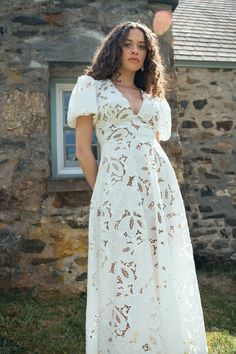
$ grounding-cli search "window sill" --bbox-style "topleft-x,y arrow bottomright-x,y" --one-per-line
47,177 -> 91,193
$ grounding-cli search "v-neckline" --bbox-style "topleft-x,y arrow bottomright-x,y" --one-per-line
108,79 -> 145,117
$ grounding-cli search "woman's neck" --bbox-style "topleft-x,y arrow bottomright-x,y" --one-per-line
112,69 -> 136,88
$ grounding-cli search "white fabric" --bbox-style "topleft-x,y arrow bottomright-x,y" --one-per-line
67,75 -> 208,354
67,75 -> 98,128
156,96 -> 172,141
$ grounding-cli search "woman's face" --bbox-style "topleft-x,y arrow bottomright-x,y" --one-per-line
120,28 -> 147,72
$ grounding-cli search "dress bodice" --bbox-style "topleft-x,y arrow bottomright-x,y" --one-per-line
67,75 -> 172,147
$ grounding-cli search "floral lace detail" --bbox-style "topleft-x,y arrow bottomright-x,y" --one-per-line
67,75 -> 208,354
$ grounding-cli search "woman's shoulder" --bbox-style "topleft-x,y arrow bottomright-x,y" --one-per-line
148,93 -> 170,105
76,74 -> 107,83
146,94 -> 171,113
76,74 -> 106,90
76,74 -> 96,85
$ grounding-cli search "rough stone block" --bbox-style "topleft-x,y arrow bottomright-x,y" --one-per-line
212,239 -> 229,249
216,121 -> 233,131
12,16 -> 48,25
200,185 -> 214,197
2,91 -> 48,137
193,98 -> 207,110
20,239 -> 46,253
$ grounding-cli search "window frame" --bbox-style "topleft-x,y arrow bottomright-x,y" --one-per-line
50,78 -> 100,178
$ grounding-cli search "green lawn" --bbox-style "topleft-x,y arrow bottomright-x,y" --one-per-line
197,263 -> 236,354
0,263 -> 235,354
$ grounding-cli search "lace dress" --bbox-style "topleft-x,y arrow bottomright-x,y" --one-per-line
67,74 -> 208,354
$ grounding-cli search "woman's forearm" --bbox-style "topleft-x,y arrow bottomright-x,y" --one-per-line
77,150 -> 98,190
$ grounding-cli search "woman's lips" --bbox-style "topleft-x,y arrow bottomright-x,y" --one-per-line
128,58 -> 140,63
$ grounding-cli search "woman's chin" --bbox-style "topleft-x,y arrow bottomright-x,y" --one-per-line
121,65 -> 141,73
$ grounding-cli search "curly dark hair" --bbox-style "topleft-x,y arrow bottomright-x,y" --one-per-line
85,21 -> 168,98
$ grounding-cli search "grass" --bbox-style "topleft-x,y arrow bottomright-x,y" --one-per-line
0,289 -> 86,354
0,263 -> 235,354
197,262 -> 236,354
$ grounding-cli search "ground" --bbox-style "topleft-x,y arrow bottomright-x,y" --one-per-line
0,263 -> 235,354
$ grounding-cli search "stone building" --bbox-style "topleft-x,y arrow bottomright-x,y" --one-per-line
0,0 -> 235,296
173,0 -> 236,265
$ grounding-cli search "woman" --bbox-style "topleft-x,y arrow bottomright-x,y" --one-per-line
67,21 -> 208,354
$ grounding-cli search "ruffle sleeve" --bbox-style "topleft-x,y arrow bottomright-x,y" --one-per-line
67,74 -> 98,129
156,97 -> 172,141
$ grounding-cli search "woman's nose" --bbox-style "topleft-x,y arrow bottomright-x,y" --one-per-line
131,45 -> 138,53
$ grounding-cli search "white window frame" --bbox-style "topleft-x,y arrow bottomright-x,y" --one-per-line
50,80 -> 100,178
56,82 -> 82,176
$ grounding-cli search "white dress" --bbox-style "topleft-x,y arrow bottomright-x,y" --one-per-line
67,74 -> 208,354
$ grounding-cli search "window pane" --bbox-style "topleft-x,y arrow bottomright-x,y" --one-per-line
92,129 -> 97,144
64,129 -> 76,163
58,86 -> 100,172
64,128 -> 99,164
65,130 -> 75,145
65,145 -> 76,161
63,91 -> 71,125
92,145 -> 97,160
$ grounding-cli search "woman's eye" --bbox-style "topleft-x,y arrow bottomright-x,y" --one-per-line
123,42 -> 146,50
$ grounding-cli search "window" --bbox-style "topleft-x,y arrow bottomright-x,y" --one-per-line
50,79 -> 100,178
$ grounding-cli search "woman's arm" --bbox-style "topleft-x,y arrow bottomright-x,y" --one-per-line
156,131 -> 160,143
75,115 -> 98,190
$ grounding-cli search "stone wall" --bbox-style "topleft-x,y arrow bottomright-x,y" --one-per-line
0,0 -> 180,295
176,66 -> 236,265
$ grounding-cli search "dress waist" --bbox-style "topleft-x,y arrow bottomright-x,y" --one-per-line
97,120 -> 158,149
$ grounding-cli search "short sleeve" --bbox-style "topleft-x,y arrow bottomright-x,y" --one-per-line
67,74 -> 98,129
156,97 -> 172,141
